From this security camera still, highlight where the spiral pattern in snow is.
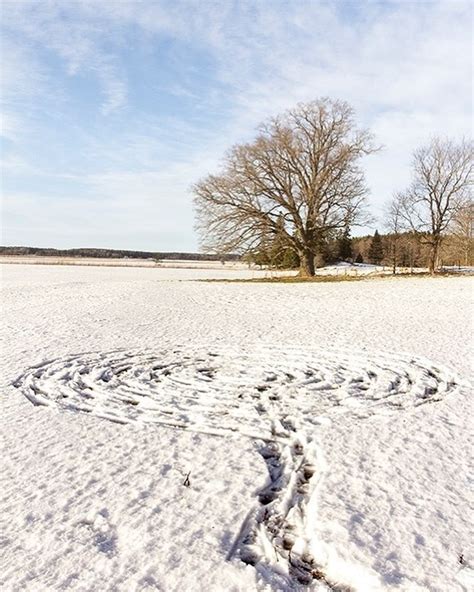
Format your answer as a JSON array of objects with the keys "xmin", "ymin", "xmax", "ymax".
[{"xmin": 13, "ymin": 346, "xmax": 459, "ymax": 437}]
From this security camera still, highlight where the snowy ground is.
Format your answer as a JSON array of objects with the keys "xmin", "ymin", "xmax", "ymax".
[
  {"xmin": 1, "ymin": 264, "xmax": 473, "ymax": 592},
  {"xmin": 0, "ymin": 256, "xmax": 265, "ymax": 273}
]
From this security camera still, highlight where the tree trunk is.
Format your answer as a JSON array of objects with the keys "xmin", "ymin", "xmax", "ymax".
[
  {"xmin": 299, "ymin": 250, "xmax": 315, "ymax": 276},
  {"xmin": 392, "ymin": 242, "xmax": 397, "ymax": 275},
  {"xmin": 428, "ymin": 239, "xmax": 440, "ymax": 274}
]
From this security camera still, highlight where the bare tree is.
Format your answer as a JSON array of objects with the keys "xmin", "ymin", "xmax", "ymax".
[
  {"xmin": 397, "ymin": 138, "xmax": 472, "ymax": 273},
  {"xmin": 385, "ymin": 195, "xmax": 404, "ymax": 274},
  {"xmin": 451, "ymin": 203, "xmax": 474, "ymax": 267},
  {"xmin": 193, "ymin": 98, "xmax": 377, "ymax": 276}
]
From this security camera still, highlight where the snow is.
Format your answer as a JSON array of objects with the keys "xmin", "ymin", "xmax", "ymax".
[
  {"xmin": 440, "ymin": 266, "xmax": 474, "ymax": 275},
  {"xmin": 314, "ymin": 262, "xmax": 384, "ymax": 276},
  {"xmin": 0, "ymin": 256, "xmax": 292, "ymax": 276},
  {"xmin": 1, "ymin": 264, "xmax": 473, "ymax": 591}
]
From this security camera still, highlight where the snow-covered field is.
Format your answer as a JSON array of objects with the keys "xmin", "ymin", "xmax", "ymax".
[
  {"xmin": 0, "ymin": 256, "xmax": 295, "ymax": 280},
  {"xmin": 1, "ymin": 264, "xmax": 473, "ymax": 592},
  {"xmin": 0, "ymin": 256, "xmax": 258, "ymax": 271}
]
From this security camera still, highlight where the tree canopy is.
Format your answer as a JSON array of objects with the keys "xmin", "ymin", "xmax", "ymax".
[
  {"xmin": 193, "ymin": 98, "xmax": 377, "ymax": 275},
  {"xmin": 395, "ymin": 137, "xmax": 472, "ymax": 273}
]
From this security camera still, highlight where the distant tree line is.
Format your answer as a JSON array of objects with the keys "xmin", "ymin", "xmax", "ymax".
[
  {"xmin": 193, "ymin": 98, "xmax": 472, "ymax": 275},
  {"xmin": 0, "ymin": 246, "xmax": 240, "ymax": 262},
  {"xmin": 352, "ymin": 215, "xmax": 473, "ymax": 271},
  {"xmin": 245, "ymin": 216, "xmax": 473, "ymax": 272}
]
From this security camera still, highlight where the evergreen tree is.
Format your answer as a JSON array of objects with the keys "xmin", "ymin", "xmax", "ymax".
[
  {"xmin": 278, "ymin": 247, "xmax": 300, "ymax": 269},
  {"xmin": 249, "ymin": 218, "xmax": 300, "ymax": 269},
  {"xmin": 368, "ymin": 230, "xmax": 384, "ymax": 264},
  {"xmin": 355, "ymin": 252, "xmax": 364, "ymax": 264},
  {"xmin": 338, "ymin": 228, "xmax": 353, "ymax": 261}
]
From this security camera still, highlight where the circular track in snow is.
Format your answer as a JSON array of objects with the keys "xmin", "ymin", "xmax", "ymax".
[{"xmin": 13, "ymin": 346, "xmax": 459, "ymax": 437}]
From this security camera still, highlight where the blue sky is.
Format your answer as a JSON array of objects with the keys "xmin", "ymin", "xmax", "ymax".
[{"xmin": 1, "ymin": 0, "xmax": 472, "ymax": 251}]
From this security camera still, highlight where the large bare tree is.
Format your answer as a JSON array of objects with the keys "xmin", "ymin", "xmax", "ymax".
[
  {"xmin": 397, "ymin": 137, "xmax": 472, "ymax": 273},
  {"xmin": 193, "ymin": 99, "xmax": 377, "ymax": 276}
]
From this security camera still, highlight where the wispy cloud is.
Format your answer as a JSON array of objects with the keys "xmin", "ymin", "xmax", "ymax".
[{"xmin": 2, "ymin": 1, "xmax": 128, "ymax": 115}]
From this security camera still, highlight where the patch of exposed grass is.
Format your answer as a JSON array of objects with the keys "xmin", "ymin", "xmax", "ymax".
[{"xmin": 196, "ymin": 271, "xmax": 472, "ymax": 283}]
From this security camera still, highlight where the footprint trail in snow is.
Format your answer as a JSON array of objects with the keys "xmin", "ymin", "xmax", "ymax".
[{"xmin": 13, "ymin": 346, "xmax": 460, "ymax": 590}]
